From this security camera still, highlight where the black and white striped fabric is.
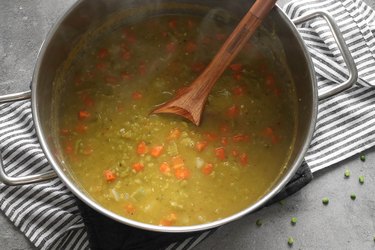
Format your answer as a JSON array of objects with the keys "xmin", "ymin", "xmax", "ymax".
[
  {"xmin": 284, "ymin": 0, "xmax": 375, "ymax": 172},
  {"xmin": 1, "ymin": 0, "xmax": 375, "ymax": 249}
]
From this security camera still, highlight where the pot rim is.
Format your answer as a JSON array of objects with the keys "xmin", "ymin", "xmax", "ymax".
[{"xmin": 31, "ymin": 0, "xmax": 318, "ymax": 233}]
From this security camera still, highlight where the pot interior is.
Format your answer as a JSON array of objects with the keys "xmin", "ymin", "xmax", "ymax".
[{"xmin": 32, "ymin": 0, "xmax": 317, "ymax": 231}]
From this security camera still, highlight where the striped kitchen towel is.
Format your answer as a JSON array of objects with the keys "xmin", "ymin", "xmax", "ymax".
[{"xmin": 1, "ymin": 0, "xmax": 375, "ymax": 249}]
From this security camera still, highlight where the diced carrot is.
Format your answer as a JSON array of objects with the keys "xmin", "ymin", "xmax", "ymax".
[
  {"xmin": 106, "ymin": 76, "xmax": 118, "ymax": 85},
  {"xmin": 185, "ymin": 41, "xmax": 197, "ymax": 53},
  {"xmin": 132, "ymin": 162, "xmax": 144, "ymax": 172},
  {"xmin": 264, "ymin": 74, "xmax": 281, "ymax": 97},
  {"xmin": 265, "ymin": 74, "xmax": 275, "ymax": 87},
  {"xmin": 60, "ymin": 128, "xmax": 70, "ymax": 136},
  {"xmin": 204, "ymin": 132, "xmax": 218, "ymax": 142},
  {"xmin": 121, "ymin": 50, "xmax": 131, "ymax": 60},
  {"xmin": 123, "ymin": 29, "xmax": 136, "ymax": 44},
  {"xmin": 232, "ymin": 149, "xmax": 239, "ymax": 157},
  {"xmin": 220, "ymin": 123, "xmax": 230, "ymax": 134},
  {"xmin": 97, "ymin": 48, "xmax": 109, "ymax": 59},
  {"xmin": 262, "ymin": 127, "xmax": 280, "ymax": 144},
  {"xmin": 239, "ymin": 153, "xmax": 249, "ymax": 166},
  {"xmin": 232, "ymin": 73, "xmax": 242, "ymax": 81},
  {"xmin": 201, "ymin": 163, "xmax": 214, "ymax": 175},
  {"xmin": 221, "ymin": 137, "xmax": 228, "ymax": 146},
  {"xmin": 96, "ymin": 62, "xmax": 107, "ymax": 70},
  {"xmin": 168, "ymin": 19, "xmax": 177, "ymax": 29},
  {"xmin": 150, "ymin": 145, "xmax": 164, "ymax": 157},
  {"xmin": 229, "ymin": 63, "xmax": 243, "ymax": 72},
  {"xmin": 195, "ymin": 141, "xmax": 208, "ymax": 152},
  {"xmin": 132, "ymin": 91, "xmax": 143, "ymax": 100},
  {"xmin": 172, "ymin": 155, "xmax": 184, "ymax": 169},
  {"xmin": 138, "ymin": 63, "xmax": 146, "ymax": 75},
  {"xmin": 191, "ymin": 62, "xmax": 206, "ymax": 73},
  {"xmin": 187, "ymin": 19, "xmax": 196, "ymax": 29},
  {"xmin": 226, "ymin": 105, "xmax": 239, "ymax": 118},
  {"xmin": 215, "ymin": 147, "xmax": 226, "ymax": 160},
  {"xmin": 159, "ymin": 162, "xmax": 171, "ymax": 175},
  {"xmin": 82, "ymin": 95, "xmax": 95, "ymax": 107},
  {"xmin": 65, "ymin": 143, "xmax": 74, "ymax": 155},
  {"xmin": 166, "ymin": 42, "xmax": 176, "ymax": 53},
  {"xmin": 168, "ymin": 128, "xmax": 181, "ymax": 140},
  {"xmin": 232, "ymin": 86, "xmax": 245, "ymax": 96},
  {"xmin": 83, "ymin": 146, "xmax": 93, "ymax": 155},
  {"xmin": 104, "ymin": 169, "xmax": 116, "ymax": 182},
  {"xmin": 78, "ymin": 110, "xmax": 91, "ymax": 120},
  {"xmin": 174, "ymin": 167, "xmax": 190, "ymax": 180},
  {"xmin": 116, "ymin": 103, "xmax": 124, "ymax": 112},
  {"xmin": 136, "ymin": 141, "xmax": 148, "ymax": 155},
  {"xmin": 125, "ymin": 203, "xmax": 136, "ymax": 215},
  {"xmin": 121, "ymin": 72, "xmax": 132, "ymax": 81},
  {"xmin": 232, "ymin": 134, "xmax": 250, "ymax": 143},
  {"xmin": 75, "ymin": 123, "xmax": 88, "ymax": 133},
  {"xmin": 159, "ymin": 213, "xmax": 177, "ymax": 226},
  {"xmin": 74, "ymin": 75, "xmax": 83, "ymax": 86}
]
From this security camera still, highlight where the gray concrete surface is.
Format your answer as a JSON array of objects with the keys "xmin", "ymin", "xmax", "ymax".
[{"xmin": 1, "ymin": 0, "xmax": 375, "ymax": 249}]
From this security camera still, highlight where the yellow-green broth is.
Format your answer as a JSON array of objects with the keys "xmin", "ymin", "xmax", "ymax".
[{"xmin": 55, "ymin": 14, "xmax": 297, "ymax": 226}]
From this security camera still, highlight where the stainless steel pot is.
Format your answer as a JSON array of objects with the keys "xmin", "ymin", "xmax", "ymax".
[{"xmin": 0, "ymin": 0, "xmax": 357, "ymax": 232}]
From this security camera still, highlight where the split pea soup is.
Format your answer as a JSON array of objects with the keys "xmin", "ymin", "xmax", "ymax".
[{"xmin": 55, "ymin": 13, "xmax": 297, "ymax": 226}]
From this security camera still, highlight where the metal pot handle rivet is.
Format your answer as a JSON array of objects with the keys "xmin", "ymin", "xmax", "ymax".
[
  {"xmin": 0, "ymin": 90, "xmax": 57, "ymax": 185},
  {"xmin": 292, "ymin": 10, "xmax": 358, "ymax": 100}
]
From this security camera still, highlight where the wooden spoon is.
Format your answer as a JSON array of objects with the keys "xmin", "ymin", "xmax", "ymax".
[{"xmin": 151, "ymin": 0, "xmax": 277, "ymax": 125}]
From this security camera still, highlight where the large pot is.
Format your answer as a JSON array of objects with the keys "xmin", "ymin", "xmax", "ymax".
[{"xmin": 0, "ymin": 0, "xmax": 357, "ymax": 232}]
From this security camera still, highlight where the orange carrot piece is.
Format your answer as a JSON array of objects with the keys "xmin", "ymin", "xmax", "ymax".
[
  {"xmin": 221, "ymin": 137, "xmax": 228, "ymax": 146},
  {"xmin": 78, "ymin": 110, "xmax": 91, "ymax": 120},
  {"xmin": 65, "ymin": 143, "xmax": 74, "ymax": 155},
  {"xmin": 185, "ymin": 41, "xmax": 197, "ymax": 53},
  {"xmin": 232, "ymin": 134, "xmax": 250, "ymax": 143},
  {"xmin": 172, "ymin": 155, "xmax": 184, "ymax": 169},
  {"xmin": 125, "ymin": 203, "xmax": 136, "ymax": 215},
  {"xmin": 104, "ymin": 170, "xmax": 116, "ymax": 182},
  {"xmin": 239, "ymin": 153, "xmax": 249, "ymax": 166},
  {"xmin": 191, "ymin": 62, "xmax": 206, "ymax": 73},
  {"xmin": 215, "ymin": 147, "xmax": 226, "ymax": 161},
  {"xmin": 226, "ymin": 105, "xmax": 239, "ymax": 118},
  {"xmin": 75, "ymin": 123, "xmax": 88, "ymax": 133},
  {"xmin": 196, "ymin": 141, "xmax": 207, "ymax": 152},
  {"xmin": 232, "ymin": 149, "xmax": 239, "ymax": 157},
  {"xmin": 166, "ymin": 42, "xmax": 176, "ymax": 53},
  {"xmin": 174, "ymin": 167, "xmax": 190, "ymax": 180},
  {"xmin": 60, "ymin": 128, "xmax": 70, "ymax": 136},
  {"xmin": 204, "ymin": 132, "xmax": 218, "ymax": 142},
  {"xmin": 136, "ymin": 141, "xmax": 148, "ymax": 155},
  {"xmin": 220, "ymin": 123, "xmax": 230, "ymax": 134},
  {"xmin": 168, "ymin": 19, "xmax": 177, "ymax": 29},
  {"xmin": 168, "ymin": 128, "xmax": 181, "ymax": 140},
  {"xmin": 159, "ymin": 162, "xmax": 171, "ymax": 175},
  {"xmin": 97, "ymin": 48, "xmax": 109, "ymax": 59},
  {"xmin": 232, "ymin": 86, "xmax": 245, "ymax": 96},
  {"xmin": 202, "ymin": 163, "xmax": 214, "ymax": 175},
  {"xmin": 132, "ymin": 162, "xmax": 144, "ymax": 172},
  {"xmin": 229, "ymin": 63, "xmax": 243, "ymax": 72},
  {"xmin": 150, "ymin": 145, "xmax": 164, "ymax": 157},
  {"xmin": 132, "ymin": 91, "xmax": 143, "ymax": 100},
  {"xmin": 159, "ymin": 213, "xmax": 177, "ymax": 226},
  {"xmin": 262, "ymin": 127, "xmax": 280, "ymax": 144},
  {"xmin": 83, "ymin": 146, "xmax": 93, "ymax": 155}
]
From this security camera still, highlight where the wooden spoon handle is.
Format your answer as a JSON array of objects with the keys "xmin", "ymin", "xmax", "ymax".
[{"xmin": 190, "ymin": 0, "xmax": 277, "ymax": 93}]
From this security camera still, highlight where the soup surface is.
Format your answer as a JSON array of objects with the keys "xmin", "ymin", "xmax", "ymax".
[{"xmin": 55, "ymin": 13, "xmax": 297, "ymax": 226}]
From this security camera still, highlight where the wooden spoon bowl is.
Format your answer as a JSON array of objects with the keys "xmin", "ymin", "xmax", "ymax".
[{"xmin": 151, "ymin": 0, "xmax": 277, "ymax": 125}]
